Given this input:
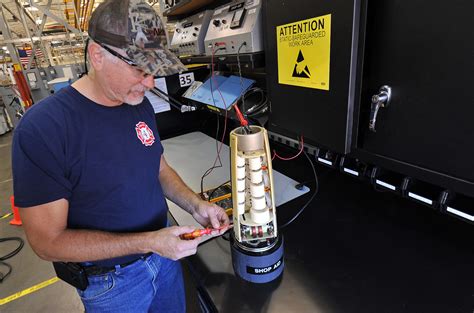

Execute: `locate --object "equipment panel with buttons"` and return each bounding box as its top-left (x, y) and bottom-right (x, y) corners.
top-left (204, 0), bottom-right (263, 56)
top-left (170, 10), bottom-right (213, 57)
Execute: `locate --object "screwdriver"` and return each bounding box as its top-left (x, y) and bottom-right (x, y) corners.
top-left (180, 228), bottom-right (213, 240)
top-left (180, 224), bottom-right (232, 240)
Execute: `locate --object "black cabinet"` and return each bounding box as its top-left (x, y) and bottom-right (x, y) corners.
top-left (264, 0), bottom-right (474, 222)
top-left (264, 0), bottom-right (361, 154)
top-left (352, 0), bottom-right (474, 197)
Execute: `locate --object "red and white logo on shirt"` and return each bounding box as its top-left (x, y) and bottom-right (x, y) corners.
top-left (135, 121), bottom-right (155, 146)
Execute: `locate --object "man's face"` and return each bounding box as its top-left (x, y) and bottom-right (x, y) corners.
top-left (101, 46), bottom-right (155, 105)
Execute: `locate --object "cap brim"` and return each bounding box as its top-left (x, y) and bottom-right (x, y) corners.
top-left (125, 46), bottom-right (188, 77)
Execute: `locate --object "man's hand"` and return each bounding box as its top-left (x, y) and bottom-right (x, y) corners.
top-left (149, 226), bottom-right (202, 260)
top-left (192, 201), bottom-right (230, 233)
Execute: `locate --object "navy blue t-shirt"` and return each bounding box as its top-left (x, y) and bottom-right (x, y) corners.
top-left (12, 86), bottom-right (168, 266)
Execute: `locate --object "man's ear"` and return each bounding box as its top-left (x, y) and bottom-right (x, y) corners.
top-left (88, 42), bottom-right (105, 71)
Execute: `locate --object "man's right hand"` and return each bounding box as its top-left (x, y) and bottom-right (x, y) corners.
top-left (148, 226), bottom-right (202, 260)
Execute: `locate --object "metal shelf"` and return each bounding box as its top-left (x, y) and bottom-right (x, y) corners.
top-left (179, 52), bottom-right (265, 70)
top-left (163, 0), bottom-right (215, 17)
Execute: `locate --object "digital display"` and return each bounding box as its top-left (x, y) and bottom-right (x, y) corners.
top-left (229, 2), bottom-right (244, 12)
top-left (183, 22), bottom-right (193, 28)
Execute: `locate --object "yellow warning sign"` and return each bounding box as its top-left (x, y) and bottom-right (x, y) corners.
top-left (276, 14), bottom-right (331, 90)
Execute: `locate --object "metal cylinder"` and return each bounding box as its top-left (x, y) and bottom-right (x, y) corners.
top-left (231, 126), bottom-right (265, 152)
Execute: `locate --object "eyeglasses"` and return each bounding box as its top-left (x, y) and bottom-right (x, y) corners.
top-left (95, 41), bottom-right (139, 67)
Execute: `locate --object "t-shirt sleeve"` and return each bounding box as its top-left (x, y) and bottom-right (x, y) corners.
top-left (12, 127), bottom-right (72, 207)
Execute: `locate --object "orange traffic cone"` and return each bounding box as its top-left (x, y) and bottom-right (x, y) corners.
top-left (9, 195), bottom-right (22, 226)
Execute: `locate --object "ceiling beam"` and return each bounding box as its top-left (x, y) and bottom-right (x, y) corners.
top-left (14, 0), bottom-right (36, 25)
top-left (1, 32), bottom-right (88, 44)
top-left (1, 3), bottom-right (21, 23)
top-left (29, 1), bottom-right (81, 34)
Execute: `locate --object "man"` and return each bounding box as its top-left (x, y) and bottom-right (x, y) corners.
top-left (11, 0), bottom-right (229, 312)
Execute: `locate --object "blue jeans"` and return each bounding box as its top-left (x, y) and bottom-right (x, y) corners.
top-left (77, 254), bottom-right (185, 313)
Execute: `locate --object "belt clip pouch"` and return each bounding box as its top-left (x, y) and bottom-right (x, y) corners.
top-left (53, 262), bottom-right (89, 291)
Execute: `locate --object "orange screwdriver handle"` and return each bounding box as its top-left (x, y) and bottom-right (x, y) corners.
top-left (180, 228), bottom-right (213, 240)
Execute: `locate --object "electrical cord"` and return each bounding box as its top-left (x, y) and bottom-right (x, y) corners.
top-left (272, 136), bottom-right (305, 161)
top-left (236, 42), bottom-right (247, 117)
top-left (200, 46), bottom-right (228, 197)
top-left (238, 87), bottom-right (269, 118)
top-left (0, 237), bottom-right (25, 282)
top-left (279, 150), bottom-right (319, 229)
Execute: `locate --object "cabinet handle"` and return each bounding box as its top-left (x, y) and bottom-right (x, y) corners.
top-left (369, 85), bottom-right (392, 132)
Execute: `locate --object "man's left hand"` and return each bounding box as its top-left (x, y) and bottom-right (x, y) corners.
top-left (192, 201), bottom-right (230, 233)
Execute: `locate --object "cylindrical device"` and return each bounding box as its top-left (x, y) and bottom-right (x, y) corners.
top-left (230, 126), bottom-right (281, 284)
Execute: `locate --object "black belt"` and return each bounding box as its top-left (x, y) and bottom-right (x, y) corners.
top-left (82, 253), bottom-right (153, 276)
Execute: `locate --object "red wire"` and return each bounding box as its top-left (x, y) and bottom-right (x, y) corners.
top-left (272, 136), bottom-right (305, 161)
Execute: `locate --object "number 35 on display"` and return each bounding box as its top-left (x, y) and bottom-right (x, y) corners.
top-left (179, 73), bottom-right (195, 87)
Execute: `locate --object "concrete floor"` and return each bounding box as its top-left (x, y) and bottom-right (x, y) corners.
top-left (0, 131), bottom-right (84, 312)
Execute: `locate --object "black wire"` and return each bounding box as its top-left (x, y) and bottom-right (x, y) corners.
top-left (0, 262), bottom-right (12, 282)
top-left (279, 151), bottom-right (319, 229)
top-left (236, 42), bottom-right (247, 117)
top-left (199, 47), bottom-right (228, 197)
top-left (239, 87), bottom-right (268, 117)
top-left (0, 237), bottom-right (24, 282)
top-left (0, 237), bottom-right (24, 260)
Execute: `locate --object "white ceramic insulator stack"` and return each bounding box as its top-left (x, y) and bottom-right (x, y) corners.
top-left (250, 169), bottom-right (263, 184)
top-left (252, 196), bottom-right (266, 211)
top-left (236, 155), bottom-right (246, 214)
top-left (236, 155), bottom-right (246, 167)
top-left (236, 166), bottom-right (246, 180)
top-left (249, 157), bottom-right (262, 171)
top-left (236, 178), bottom-right (246, 214)
top-left (251, 208), bottom-right (270, 224)
top-left (250, 182), bottom-right (265, 198)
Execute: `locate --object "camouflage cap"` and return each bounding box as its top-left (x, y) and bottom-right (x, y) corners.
top-left (88, 0), bottom-right (187, 76)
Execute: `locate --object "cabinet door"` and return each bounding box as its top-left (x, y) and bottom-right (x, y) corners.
top-left (356, 1), bottom-right (474, 184)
